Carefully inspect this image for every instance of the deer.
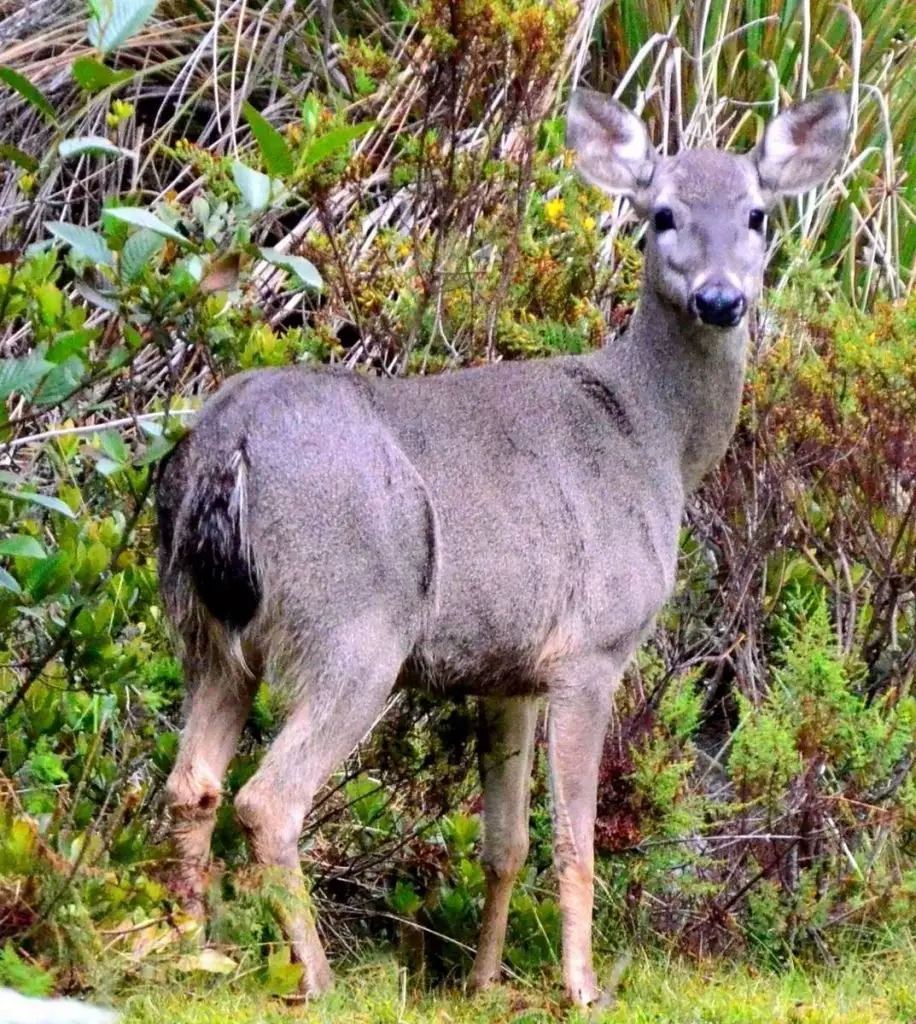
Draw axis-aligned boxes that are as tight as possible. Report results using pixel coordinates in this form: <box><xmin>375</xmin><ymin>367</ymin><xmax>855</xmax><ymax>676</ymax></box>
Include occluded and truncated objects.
<box><xmin>156</xmin><ymin>86</ymin><xmax>849</xmax><ymax>1005</ymax></box>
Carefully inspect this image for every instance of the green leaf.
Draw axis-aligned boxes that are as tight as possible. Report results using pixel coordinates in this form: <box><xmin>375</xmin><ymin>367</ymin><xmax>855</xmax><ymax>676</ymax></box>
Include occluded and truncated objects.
<box><xmin>72</xmin><ymin>56</ymin><xmax>134</xmax><ymax>92</ymax></box>
<box><xmin>105</xmin><ymin>207</ymin><xmax>188</xmax><ymax>244</ymax></box>
<box><xmin>302</xmin><ymin>121</ymin><xmax>376</xmax><ymax>168</ymax></box>
<box><xmin>390</xmin><ymin>879</ymin><xmax>422</xmax><ymax>917</ymax></box>
<box><xmin>99</xmin><ymin>430</ymin><xmax>129</xmax><ymax>464</ymax></box>
<box><xmin>46</xmin><ymin>222</ymin><xmax>115</xmax><ymax>267</ymax></box>
<box><xmin>0</xmin><ymin>535</ymin><xmax>47</xmax><ymax>560</ymax></box>
<box><xmin>26</xmin><ymin>551</ymin><xmax>70</xmax><ymax>601</ymax></box>
<box><xmin>1</xmin><ymin>489</ymin><xmax>77</xmax><ymax>519</ymax></box>
<box><xmin>0</xmin><ymin>144</ymin><xmax>38</xmax><ymax>172</ymax></box>
<box><xmin>88</xmin><ymin>0</ymin><xmax>159</xmax><ymax>56</ymax></box>
<box><xmin>0</xmin><ymin>567</ymin><xmax>22</xmax><ymax>594</ymax></box>
<box><xmin>59</xmin><ymin>135</ymin><xmax>133</xmax><ymax>160</ymax></box>
<box><xmin>94</xmin><ymin>458</ymin><xmax>123</xmax><ymax>477</ymax></box>
<box><xmin>0</xmin><ymin>354</ymin><xmax>54</xmax><ymax>402</ymax></box>
<box><xmin>242</xmin><ymin>102</ymin><xmax>294</xmax><ymax>176</ymax></box>
<box><xmin>231</xmin><ymin>160</ymin><xmax>271</xmax><ymax>212</ymax></box>
<box><xmin>33</xmin><ymin>355</ymin><xmax>85</xmax><ymax>407</ymax></box>
<box><xmin>259</xmin><ymin>247</ymin><xmax>322</xmax><ymax>290</ymax></box>
<box><xmin>33</xmin><ymin>282</ymin><xmax>63</xmax><ymax>325</ymax></box>
<box><xmin>47</xmin><ymin>329</ymin><xmax>95</xmax><ymax>364</ymax></box>
<box><xmin>119</xmin><ymin>227</ymin><xmax>165</xmax><ymax>281</ymax></box>
<box><xmin>135</xmin><ymin>435</ymin><xmax>174</xmax><ymax>467</ymax></box>
<box><xmin>0</xmin><ymin>67</ymin><xmax>57</xmax><ymax>124</ymax></box>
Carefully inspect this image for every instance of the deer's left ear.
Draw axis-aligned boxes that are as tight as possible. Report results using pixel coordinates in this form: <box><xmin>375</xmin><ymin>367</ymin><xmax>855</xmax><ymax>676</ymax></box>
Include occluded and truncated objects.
<box><xmin>753</xmin><ymin>91</ymin><xmax>850</xmax><ymax>200</ymax></box>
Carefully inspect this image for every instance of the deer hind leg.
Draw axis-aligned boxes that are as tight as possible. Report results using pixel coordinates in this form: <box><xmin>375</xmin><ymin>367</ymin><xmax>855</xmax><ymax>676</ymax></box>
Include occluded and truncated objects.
<box><xmin>165</xmin><ymin>659</ymin><xmax>257</xmax><ymax>919</ymax></box>
<box><xmin>233</xmin><ymin>617</ymin><xmax>409</xmax><ymax>997</ymax></box>
<box><xmin>468</xmin><ymin>696</ymin><xmax>538</xmax><ymax>992</ymax></box>
<box><xmin>548</xmin><ymin>656</ymin><xmax>621</xmax><ymax>1007</ymax></box>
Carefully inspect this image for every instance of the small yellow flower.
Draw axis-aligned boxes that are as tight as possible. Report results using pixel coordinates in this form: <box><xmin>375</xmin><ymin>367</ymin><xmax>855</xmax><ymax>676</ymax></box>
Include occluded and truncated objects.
<box><xmin>583</xmin><ymin>215</ymin><xmax>596</xmax><ymax>231</ymax></box>
<box><xmin>106</xmin><ymin>99</ymin><xmax>135</xmax><ymax>128</ymax></box>
<box><xmin>544</xmin><ymin>197</ymin><xmax>565</xmax><ymax>225</ymax></box>
<box><xmin>18</xmin><ymin>173</ymin><xmax>35</xmax><ymax>194</ymax></box>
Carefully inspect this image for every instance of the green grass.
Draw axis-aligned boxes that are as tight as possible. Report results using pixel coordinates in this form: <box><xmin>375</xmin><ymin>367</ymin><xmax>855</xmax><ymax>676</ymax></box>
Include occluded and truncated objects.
<box><xmin>114</xmin><ymin>950</ymin><xmax>916</xmax><ymax>1024</ymax></box>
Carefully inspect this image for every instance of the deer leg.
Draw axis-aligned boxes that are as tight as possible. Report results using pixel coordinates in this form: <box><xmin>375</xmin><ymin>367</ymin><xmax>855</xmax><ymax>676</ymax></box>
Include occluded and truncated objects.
<box><xmin>164</xmin><ymin>667</ymin><xmax>257</xmax><ymax>918</ymax></box>
<box><xmin>234</xmin><ymin>622</ymin><xmax>408</xmax><ymax>997</ymax></box>
<box><xmin>469</xmin><ymin>696</ymin><xmax>538</xmax><ymax>992</ymax></box>
<box><xmin>548</xmin><ymin>660</ymin><xmax>619</xmax><ymax>1006</ymax></box>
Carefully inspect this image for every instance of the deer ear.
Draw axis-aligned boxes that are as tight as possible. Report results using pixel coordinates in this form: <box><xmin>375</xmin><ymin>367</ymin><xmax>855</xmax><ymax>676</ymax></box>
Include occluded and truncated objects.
<box><xmin>753</xmin><ymin>91</ymin><xmax>849</xmax><ymax>199</ymax></box>
<box><xmin>566</xmin><ymin>89</ymin><xmax>657</xmax><ymax>203</ymax></box>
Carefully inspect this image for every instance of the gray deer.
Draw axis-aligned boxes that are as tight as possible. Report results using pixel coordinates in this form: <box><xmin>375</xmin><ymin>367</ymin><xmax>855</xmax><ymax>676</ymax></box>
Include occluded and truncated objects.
<box><xmin>157</xmin><ymin>87</ymin><xmax>848</xmax><ymax>1005</ymax></box>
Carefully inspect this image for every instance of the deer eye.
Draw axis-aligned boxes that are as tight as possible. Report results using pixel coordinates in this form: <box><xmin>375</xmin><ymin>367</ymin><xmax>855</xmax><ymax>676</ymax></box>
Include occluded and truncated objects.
<box><xmin>748</xmin><ymin>208</ymin><xmax>766</xmax><ymax>232</ymax></box>
<box><xmin>653</xmin><ymin>208</ymin><xmax>676</xmax><ymax>233</ymax></box>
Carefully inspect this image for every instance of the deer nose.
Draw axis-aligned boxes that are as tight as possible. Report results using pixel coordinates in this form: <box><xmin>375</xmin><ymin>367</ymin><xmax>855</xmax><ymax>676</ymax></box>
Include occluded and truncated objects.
<box><xmin>690</xmin><ymin>284</ymin><xmax>746</xmax><ymax>328</ymax></box>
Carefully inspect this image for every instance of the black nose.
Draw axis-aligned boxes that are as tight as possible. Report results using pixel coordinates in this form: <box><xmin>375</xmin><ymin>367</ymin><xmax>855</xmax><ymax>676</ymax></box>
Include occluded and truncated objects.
<box><xmin>691</xmin><ymin>285</ymin><xmax>746</xmax><ymax>328</ymax></box>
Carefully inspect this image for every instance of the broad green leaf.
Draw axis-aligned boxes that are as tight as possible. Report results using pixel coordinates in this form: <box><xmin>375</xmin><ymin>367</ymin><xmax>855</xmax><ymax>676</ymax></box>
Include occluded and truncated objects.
<box><xmin>26</xmin><ymin>551</ymin><xmax>71</xmax><ymax>601</ymax></box>
<box><xmin>105</xmin><ymin>207</ymin><xmax>188</xmax><ymax>244</ymax></box>
<box><xmin>33</xmin><ymin>282</ymin><xmax>63</xmax><ymax>325</ymax></box>
<box><xmin>59</xmin><ymin>136</ymin><xmax>133</xmax><ymax>160</ymax></box>
<box><xmin>302</xmin><ymin>121</ymin><xmax>376</xmax><ymax>168</ymax></box>
<box><xmin>47</xmin><ymin>329</ymin><xmax>94</xmax><ymax>364</ymax></box>
<box><xmin>0</xmin><ymin>144</ymin><xmax>38</xmax><ymax>172</ymax></box>
<box><xmin>231</xmin><ymin>160</ymin><xmax>271</xmax><ymax>212</ymax></box>
<box><xmin>242</xmin><ymin>102</ymin><xmax>294</xmax><ymax>176</ymax></box>
<box><xmin>94</xmin><ymin>457</ymin><xmax>123</xmax><ymax>477</ymax></box>
<box><xmin>119</xmin><ymin>227</ymin><xmax>165</xmax><ymax>281</ymax></box>
<box><xmin>135</xmin><ymin>435</ymin><xmax>174</xmax><ymax>467</ymax></box>
<box><xmin>106</xmin><ymin>346</ymin><xmax>130</xmax><ymax>371</ymax></box>
<box><xmin>88</xmin><ymin>0</ymin><xmax>158</xmax><ymax>56</ymax></box>
<box><xmin>46</xmin><ymin>222</ymin><xmax>115</xmax><ymax>267</ymax></box>
<box><xmin>259</xmin><ymin>247</ymin><xmax>322</xmax><ymax>290</ymax></box>
<box><xmin>138</xmin><ymin>418</ymin><xmax>162</xmax><ymax>437</ymax></box>
<box><xmin>72</xmin><ymin>56</ymin><xmax>134</xmax><ymax>92</ymax></box>
<box><xmin>0</xmin><ymin>535</ymin><xmax>47</xmax><ymax>560</ymax></box>
<box><xmin>33</xmin><ymin>355</ymin><xmax>85</xmax><ymax>406</ymax></box>
<box><xmin>1</xmin><ymin>489</ymin><xmax>77</xmax><ymax>519</ymax></box>
<box><xmin>99</xmin><ymin>430</ymin><xmax>129</xmax><ymax>464</ymax></box>
<box><xmin>0</xmin><ymin>354</ymin><xmax>54</xmax><ymax>402</ymax></box>
<box><xmin>0</xmin><ymin>567</ymin><xmax>21</xmax><ymax>594</ymax></box>
<box><xmin>0</xmin><ymin>67</ymin><xmax>57</xmax><ymax>124</ymax></box>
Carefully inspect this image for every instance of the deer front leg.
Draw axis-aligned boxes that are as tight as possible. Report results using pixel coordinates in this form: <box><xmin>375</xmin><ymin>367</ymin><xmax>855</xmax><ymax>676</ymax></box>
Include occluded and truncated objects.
<box><xmin>548</xmin><ymin>662</ymin><xmax>618</xmax><ymax>1006</ymax></box>
<box><xmin>469</xmin><ymin>696</ymin><xmax>538</xmax><ymax>992</ymax></box>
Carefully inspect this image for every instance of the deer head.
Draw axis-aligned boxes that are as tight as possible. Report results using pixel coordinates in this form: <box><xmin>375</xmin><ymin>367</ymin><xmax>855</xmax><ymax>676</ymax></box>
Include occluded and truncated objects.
<box><xmin>566</xmin><ymin>89</ymin><xmax>849</xmax><ymax>328</ymax></box>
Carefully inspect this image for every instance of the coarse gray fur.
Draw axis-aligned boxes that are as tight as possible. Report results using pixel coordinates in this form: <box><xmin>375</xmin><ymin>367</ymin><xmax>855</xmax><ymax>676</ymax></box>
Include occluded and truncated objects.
<box><xmin>157</xmin><ymin>87</ymin><xmax>849</xmax><ymax>1005</ymax></box>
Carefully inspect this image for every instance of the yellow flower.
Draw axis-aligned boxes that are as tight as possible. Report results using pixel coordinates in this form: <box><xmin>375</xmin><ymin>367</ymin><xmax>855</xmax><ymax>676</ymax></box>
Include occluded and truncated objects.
<box><xmin>544</xmin><ymin>197</ymin><xmax>565</xmax><ymax>225</ymax></box>
<box><xmin>583</xmin><ymin>215</ymin><xmax>596</xmax><ymax>231</ymax></box>
<box><xmin>106</xmin><ymin>99</ymin><xmax>135</xmax><ymax>128</ymax></box>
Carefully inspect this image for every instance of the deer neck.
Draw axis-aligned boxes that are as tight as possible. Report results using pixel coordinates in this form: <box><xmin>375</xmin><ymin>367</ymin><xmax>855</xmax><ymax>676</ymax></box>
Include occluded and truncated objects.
<box><xmin>597</xmin><ymin>286</ymin><xmax>749</xmax><ymax>493</ymax></box>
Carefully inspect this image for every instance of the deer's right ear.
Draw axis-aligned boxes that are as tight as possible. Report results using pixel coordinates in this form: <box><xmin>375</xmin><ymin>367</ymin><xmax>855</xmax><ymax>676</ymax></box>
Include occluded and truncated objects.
<box><xmin>566</xmin><ymin>89</ymin><xmax>657</xmax><ymax>203</ymax></box>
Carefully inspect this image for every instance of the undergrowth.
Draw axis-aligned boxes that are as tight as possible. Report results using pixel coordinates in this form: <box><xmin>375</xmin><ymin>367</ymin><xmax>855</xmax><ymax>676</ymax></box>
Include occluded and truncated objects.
<box><xmin>0</xmin><ymin>0</ymin><xmax>913</xmax><ymax>1007</ymax></box>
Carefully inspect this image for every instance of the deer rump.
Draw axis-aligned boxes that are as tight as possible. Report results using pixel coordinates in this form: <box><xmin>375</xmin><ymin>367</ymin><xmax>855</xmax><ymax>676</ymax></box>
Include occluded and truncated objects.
<box><xmin>156</xmin><ymin>359</ymin><xmax>675</xmax><ymax>699</ymax></box>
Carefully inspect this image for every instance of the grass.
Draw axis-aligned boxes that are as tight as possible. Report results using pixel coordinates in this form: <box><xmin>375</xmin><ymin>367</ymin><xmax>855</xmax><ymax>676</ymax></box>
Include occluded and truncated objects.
<box><xmin>111</xmin><ymin>950</ymin><xmax>916</xmax><ymax>1024</ymax></box>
